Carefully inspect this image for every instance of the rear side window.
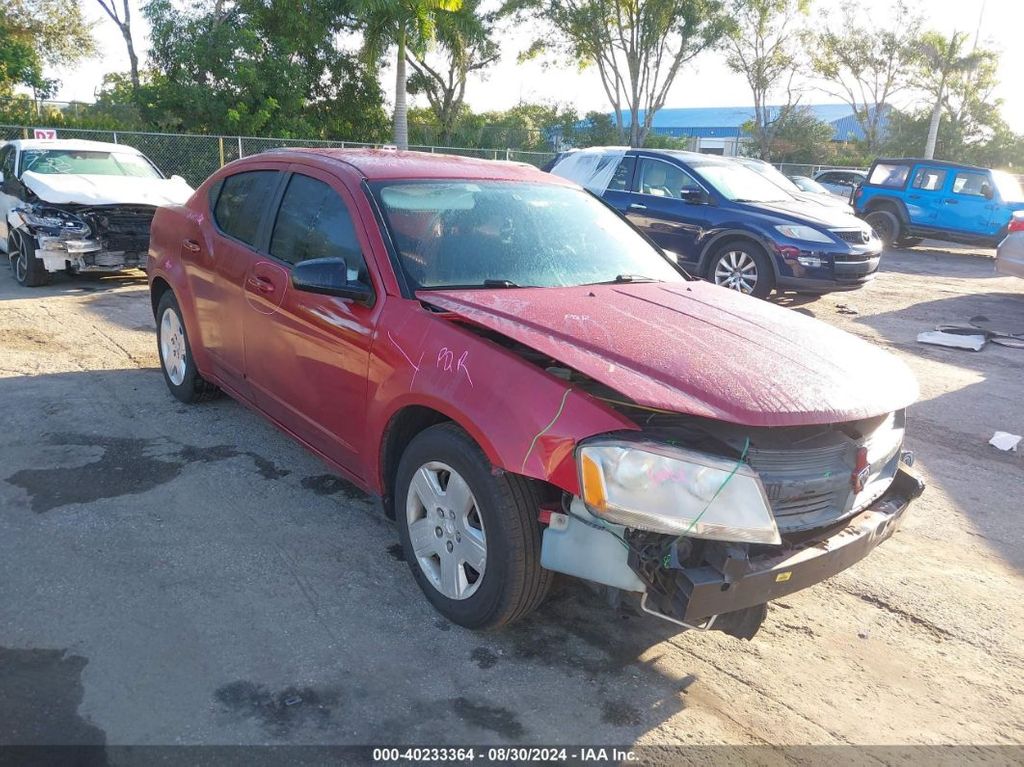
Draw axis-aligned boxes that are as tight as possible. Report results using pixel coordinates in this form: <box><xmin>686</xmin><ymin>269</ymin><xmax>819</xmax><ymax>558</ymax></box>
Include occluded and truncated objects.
<box><xmin>213</xmin><ymin>170</ymin><xmax>279</xmax><ymax>247</ymax></box>
<box><xmin>952</xmin><ymin>171</ymin><xmax>990</xmax><ymax>197</ymax></box>
<box><xmin>269</xmin><ymin>173</ymin><xmax>365</xmax><ymax>279</ymax></box>
<box><xmin>911</xmin><ymin>167</ymin><xmax>947</xmax><ymax>191</ymax></box>
<box><xmin>868</xmin><ymin>163</ymin><xmax>911</xmax><ymax>188</ymax></box>
<box><xmin>607</xmin><ymin>157</ymin><xmax>636</xmax><ymax>191</ymax></box>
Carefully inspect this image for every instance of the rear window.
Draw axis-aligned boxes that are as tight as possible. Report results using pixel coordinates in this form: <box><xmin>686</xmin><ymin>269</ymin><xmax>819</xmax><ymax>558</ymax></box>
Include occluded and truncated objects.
<box><xmin>868</xmin><ymin>163</ymin><xmax>911</xmax><ymax>188</ymax></box>
<box><xmin>213</xmin><ymin>170</ymin><xmax>279</xmax><ymax>247</ymax></box>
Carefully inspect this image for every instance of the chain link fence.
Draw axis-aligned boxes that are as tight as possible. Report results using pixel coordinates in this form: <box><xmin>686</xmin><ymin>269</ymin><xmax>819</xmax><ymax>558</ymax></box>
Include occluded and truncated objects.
<box><xmin>1</xmin><ymin>125</ymin><xmax>556</xmax><ymax>186</ymax></box>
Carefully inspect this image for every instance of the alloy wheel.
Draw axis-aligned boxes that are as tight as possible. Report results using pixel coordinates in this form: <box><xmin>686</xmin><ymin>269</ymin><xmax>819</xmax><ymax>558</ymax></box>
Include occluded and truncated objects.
<box><xmin>405</xmin><ymin>461</ymin><xmax>487</xmax><ymax>601</ymax></box>
<box><xmin>10</xmin><ymin>235</ymin><xmax>26</xmax><ymax>284</ymax></box>
<box><xmin>714</xmin><ymin>250</ymin><xmax>758</xmax><ymax>294</ymax></box>
<box><xmin>159</xmin><ymin>307</ymin><xmax>187</xmax><ymax>386</ymax></box>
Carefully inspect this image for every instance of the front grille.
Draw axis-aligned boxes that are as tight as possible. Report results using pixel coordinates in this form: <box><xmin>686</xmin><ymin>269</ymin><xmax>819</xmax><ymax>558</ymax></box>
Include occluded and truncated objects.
<box><xmin>832</xmin><ymin>228</ymin><xmax>871</xmax><ymax>244</ymax></box>
<box><xmin>81</xmin><ymin>206</ymin><xmax>156</xmax><ymax>254</ymax></box>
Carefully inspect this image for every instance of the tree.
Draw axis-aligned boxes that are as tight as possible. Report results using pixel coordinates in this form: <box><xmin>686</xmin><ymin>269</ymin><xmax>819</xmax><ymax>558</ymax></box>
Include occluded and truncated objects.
<box><xmin>511</xmin><ymin>0</ymin><xmax>731</xmax><ymax>147</ymax></box>
<box><xmin>810</xmin><ymin>0</ymin><xmax>921</xmax><ymax>151</ymax></box>
<box><xmin>405</xmin><ymin>0</ymin><xmax>498</xmax><ymax>144</ymax></box>
<box><xmin>914</xmin><ymin>31</ymin><xmax>987</xmax><ymax>159</ymax></box>
<box><xmin>753</xmin><ymin>106</ymin><xmax>834</xmax><ymax>163</ymax></box>
<box><xmin>94</xmin><ymin>0</ymin><xmax>141</xmax><ymax>93</ymax></box>
<box><xmin>726</xmin><ymin>0</ymin><xmax>809</xmax><ymax>161</ymax></box>
<box><xmin>354</xmin><ymin>0</ymin><xmax>464</xmax><ymax>150</ymax></box>
<box><xmin>0</xmin><ymin>0</ymin><xmax>95</xmax><ymax>98</ymax></box>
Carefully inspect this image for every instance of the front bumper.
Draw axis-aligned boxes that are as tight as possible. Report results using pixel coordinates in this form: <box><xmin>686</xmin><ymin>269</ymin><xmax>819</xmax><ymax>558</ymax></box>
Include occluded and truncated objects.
<box><xmin>36</xmin><ymin>235</ymin><xmax>148</xmax><ymax>273</ymax></box>
<box><xmin>774</xmin><ymin>243</ymin><xmax>882</xmax><ymax>292</ymax></box>
<box><xmin>641</xmin><ymin>465</ymin><xmax>925</xmax><ymax>623</ymax></box>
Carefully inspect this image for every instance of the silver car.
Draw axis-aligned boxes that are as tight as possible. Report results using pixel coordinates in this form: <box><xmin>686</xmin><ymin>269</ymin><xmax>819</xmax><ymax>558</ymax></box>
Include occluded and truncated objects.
<box><xmin>996</xmin><ymin>212</ymin><xmax>1024</xmax><ymax>277</ymax></box>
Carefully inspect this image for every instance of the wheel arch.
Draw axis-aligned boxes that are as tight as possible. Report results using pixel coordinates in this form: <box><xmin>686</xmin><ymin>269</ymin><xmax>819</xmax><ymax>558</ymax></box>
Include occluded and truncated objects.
<box><xmin>698</xmin><ymin>230</ymin><xmax>780</xmax><ymax>279</ymax></box>
<box><xmin>862</xmin><ymin>195</ymin><xmax>910</xmax><ymax>224</ymax></box>
<box><xmin>379</xmin><ymin>405</ymin><xmax>455</xmax><ymax>519</ymax></box>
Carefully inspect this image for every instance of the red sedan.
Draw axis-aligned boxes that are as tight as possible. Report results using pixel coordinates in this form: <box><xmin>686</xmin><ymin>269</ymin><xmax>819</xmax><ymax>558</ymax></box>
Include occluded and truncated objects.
<box><xmin>148</xmin><ymin>149</ymin><xmax>923</xmax><ymax>637</ymax></box>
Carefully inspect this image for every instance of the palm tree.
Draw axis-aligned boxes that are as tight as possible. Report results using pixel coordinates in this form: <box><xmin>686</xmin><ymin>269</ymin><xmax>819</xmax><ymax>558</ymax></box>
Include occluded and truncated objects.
<box><xmin>916</xmin><ymin>31</ymin><xmax>986</xmax><ymax>159</ymax></box>
<box><xmin>355</xmin><ymin>0</ymin><xmax>463</xmax><ymax>149</ymax></box>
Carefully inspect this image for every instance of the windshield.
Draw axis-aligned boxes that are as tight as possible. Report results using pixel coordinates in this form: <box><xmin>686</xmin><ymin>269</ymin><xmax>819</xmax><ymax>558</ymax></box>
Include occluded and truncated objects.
<box><xmin>373</xmin><ymin>181</ymin><xmax>686</xmax><ymax>290</ymax></box>
<box><xmin>993</xmin><ymin>171</ymin><xmax>1024</xmax><ymax>202</ymax></box>
<box><xmin>793</xmin><ymin>176</ymin><xmax>830</xmax><ymax>195</ymax></box>
<box><xmin>692</xmin><ymin>162</ymin><xmax>793</xmax><ymax>203</ymax></box>
<box><xmin>20</xmin><ymin>149</ymin><xmax>162</xmax><ymax>178</ymax></box>
<box><xmin>740</xmin><ymin>160</ymin><xmax>801</xmax><ymax>193</ymax></box>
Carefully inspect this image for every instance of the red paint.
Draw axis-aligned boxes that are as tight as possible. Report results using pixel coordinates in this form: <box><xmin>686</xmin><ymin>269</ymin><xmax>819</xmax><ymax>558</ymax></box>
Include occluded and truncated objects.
<box><xmin>149</xmin><ymin>149</ymin><xmax>918</xmax><ymax>506</ymax></box>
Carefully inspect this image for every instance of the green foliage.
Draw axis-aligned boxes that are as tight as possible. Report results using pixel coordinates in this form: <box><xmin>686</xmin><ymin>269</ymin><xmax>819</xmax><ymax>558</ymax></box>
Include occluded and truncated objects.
<box><xmin>0</xmin><ymin>0</ymin><xmax>96</xmax><ymax>98</ymax></box>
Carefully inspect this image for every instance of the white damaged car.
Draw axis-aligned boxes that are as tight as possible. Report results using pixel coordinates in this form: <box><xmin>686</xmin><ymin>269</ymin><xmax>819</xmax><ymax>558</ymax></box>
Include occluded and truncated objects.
<box><xmin>0</xmin><ymin>138</ymin><xmax>194</xmax><ymax>286</ymax></box>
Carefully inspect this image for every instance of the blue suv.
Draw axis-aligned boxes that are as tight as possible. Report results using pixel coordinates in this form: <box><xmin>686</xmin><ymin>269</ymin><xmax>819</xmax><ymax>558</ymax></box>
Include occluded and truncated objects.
<box><xmin>548</xmin><ymin>148</ymin><xmax>882</xmax><ymax>298</ymax></box>
<box><xmin>855</xmin><ymin>158</ymin><xmax>1024</xmax><ymax>248</ymax></box>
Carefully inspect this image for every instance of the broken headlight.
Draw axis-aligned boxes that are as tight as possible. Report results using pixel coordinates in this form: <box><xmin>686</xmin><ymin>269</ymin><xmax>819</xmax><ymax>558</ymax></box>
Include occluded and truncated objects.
<box><xmin>19</xmin><ymin>207</ymin><xmax>90</xmax><ymax>235</ymax></box>
<box><xmin>577</xmin><ymin>440</ymin><xmax>780</xmax><ymax>544</ymax></box>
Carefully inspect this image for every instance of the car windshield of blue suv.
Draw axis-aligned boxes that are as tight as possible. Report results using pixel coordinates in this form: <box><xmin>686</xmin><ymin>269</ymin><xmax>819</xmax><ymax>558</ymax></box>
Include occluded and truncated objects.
<box><xmin>690</xmin><ymin>162</ymin><xmax>793</xmax><ymax>203</ymax></box>
<box><xmin>993</xmin><ymin>171</ymin><xmax>1024</xmax><ymax>202</ymax></box>
<box><xmin>373</xmin><ymin>181</ymin><xmax>687</xmax><ymax>290</ymax></box>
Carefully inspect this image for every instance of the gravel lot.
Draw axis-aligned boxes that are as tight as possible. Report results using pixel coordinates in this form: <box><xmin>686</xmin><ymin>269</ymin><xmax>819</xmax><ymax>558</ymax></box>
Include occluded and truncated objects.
<box><xmin>1</xmin><ymin>245</ymin><xmax>1022</xmax><ymax>752</ymax></box>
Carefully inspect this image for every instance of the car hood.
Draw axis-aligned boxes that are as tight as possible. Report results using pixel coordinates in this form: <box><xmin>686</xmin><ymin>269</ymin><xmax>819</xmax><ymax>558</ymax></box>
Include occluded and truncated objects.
<box><xmin>420</xmin><ymin>281</ymin><xmax>918</xmax><ymax>427</ymax></box>
<box><xmin>793</xmin><ymin>191</ymin><xmax>853</xmax><ymax>213</ymax></box>
<box><xmin>742</xmin><ymin>198</ymin><xmax>864</xmax><ymax>229</ymax></box>
<box><xmin>21</xmin><ymin>171</ymin><xmax>194</xmax><ymax>207</ymax></box>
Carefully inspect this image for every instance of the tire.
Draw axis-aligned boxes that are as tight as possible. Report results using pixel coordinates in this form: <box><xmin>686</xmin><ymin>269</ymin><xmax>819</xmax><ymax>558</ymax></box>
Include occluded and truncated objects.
<box><xmin>895</xmin><ymin>236</ymin><xmax>923</xmax><ymax>248</ymax></box>
<box><xmin>9</xmin><ymin>229</ymin><xmax>50</xmax><ymax>287</ymax></box>
<box><xmin>864</xmin><ymin>210</ymin><xmax>901</xmax><ymax>249</ymax></box>
<box><xmin>707</xmin><ymin>240</ymin><xmax>775</xmax><ymax>299</ymax></box>
<box><xmin>156</xmin><ymin>290</ymin><xmax>220</xmax><ymax>404</ymax></box>
<box><xmin>395</xmin><ymin>422</ymin><xmax>552</xmax><ymax>629</ymax></box>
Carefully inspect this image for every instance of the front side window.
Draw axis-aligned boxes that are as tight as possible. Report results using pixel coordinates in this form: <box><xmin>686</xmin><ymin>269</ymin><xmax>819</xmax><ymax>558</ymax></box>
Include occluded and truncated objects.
<box><xmin>911</xmin><ymin>167</ymin><xmax>947</xmax><ymax>192</ymax></box>
<box><xmin>952</xmin><ymin>171</ymin><xmax>991</xmax><ymax>197</ymax></box>
<box><xmin>372</xmin><ymin>181</ymin><xmax>685</xmax><ymax>290</ymax></box>
<box><xmin>636</xmin><ymin>159</ymin><xmax>701</xmax><ymax>198</ymax></box>
<box><xmin>19</xmin><ymin>149</ymin><xmax>162</xmax><ymax>178</ymax></box>
<box><xmin>270</xmin><ymin>174</ymin><xmax>366</xmax><ymax>282</ymax></box>
<box><xmin>868</xmin><ymin>164</ymin><xmax>910</xmax><ymax>188</ymax></box>
<box><xmin>212</xmin><ymin>170</ymin><xmax>279</xmax><ymax>247</ymax></box>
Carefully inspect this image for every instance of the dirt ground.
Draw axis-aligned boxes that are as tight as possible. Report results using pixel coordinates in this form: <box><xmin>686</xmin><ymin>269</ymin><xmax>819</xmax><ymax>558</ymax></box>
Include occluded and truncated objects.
<box><xmin>0</xmin><ymin>245</ymin><xmax>1022</xmax><ymax>755</ymax></box>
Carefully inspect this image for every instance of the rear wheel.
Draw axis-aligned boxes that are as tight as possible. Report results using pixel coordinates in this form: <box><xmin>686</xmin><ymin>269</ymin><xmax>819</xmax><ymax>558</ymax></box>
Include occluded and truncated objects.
<box><xmin>395</xmin><ymin>423</ymin><xmax>551</xmax><ymax>629</ymax></box>
<box><xmin>864</xmin><ymin>210</ymin><xmax>901</xmax><ymax>249</ymax></box>
<box><xmin>708</xmin><ymin>241</ymin><xmax>775</xmax><ymax>299</ymax></box>
<box><xmin>9</xmin><ymin>229</ymin><xmax>49</xmax><ymax>287</ymax></box>
<box><xmin>156</xmin><ymin>291</ymin><xmax>220</xmax><ymax>403</ymax></box>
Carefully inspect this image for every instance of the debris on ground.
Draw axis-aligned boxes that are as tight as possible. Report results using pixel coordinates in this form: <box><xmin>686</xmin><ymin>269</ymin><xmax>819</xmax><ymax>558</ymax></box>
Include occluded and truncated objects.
<box><xmin>836</xmin><ymin>304</ymin><xmax>859</xmax><ymax>315</ymax></box>
<box><xmin>989</xmin><ymin>432</ymin><xmax>1022</xmax><ymax>452</ymax></box>
<box><xmin>917</xmin><ymin>330</ymin><xmax>987</xmax><ymax>351</ymax></box>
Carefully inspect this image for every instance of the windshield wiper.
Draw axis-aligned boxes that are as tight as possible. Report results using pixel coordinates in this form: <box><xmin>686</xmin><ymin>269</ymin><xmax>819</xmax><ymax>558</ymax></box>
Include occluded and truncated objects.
<box><xmin>587</xmin><ymin>274</ymin><xmax>661</xmax><ymax>285</ymax></box>
<box><xmin>482</xmin><ymin>279</ymin><xmax>522</xmax><ymax>288</ymax></box>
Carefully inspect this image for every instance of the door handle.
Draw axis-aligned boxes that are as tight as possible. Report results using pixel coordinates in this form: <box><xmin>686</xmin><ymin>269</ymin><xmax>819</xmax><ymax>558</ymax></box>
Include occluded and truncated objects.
<box><xmin>246</xmin><ymin>275</ymin><xmax>275</xmax><ymax>294</ymax></box>
<box><xmin>182</xmin><ymin>239</ymin><xmax>201</xmax><ymax>253</ymax></box>
<box><xmin>908</xmin><ymin>194</ymin><xmax>921</xmax><ymax>200</ymax></box>
<box><xmin>628</xmin><ymin>203</ymin><xmax>647</xmax><ymax>211</ymax></box>
<box><xmin>943</xmin><ymin>199</ymin><xmax>958</xmax><ymax>205</ymax></box>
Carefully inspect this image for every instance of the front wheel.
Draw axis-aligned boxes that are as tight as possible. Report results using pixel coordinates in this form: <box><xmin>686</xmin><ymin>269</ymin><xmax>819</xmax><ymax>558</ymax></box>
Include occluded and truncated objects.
<box><xmin>9</xmin><ymin>229</ymin><xmax>49</xmax><ymax>287</ymax></box>
<box><xmin>395</xmin><ymin>423</ymin><xmax>551</xmax><ymax>629</ymax></box>
<box><xmin>156</xmin><ymin>291</ymin><xmax>220</xmax><ymax>404</ymax></box>
<box><xmin>708</xmin><ymin>241</ymin><xmax>775</xmax><ymax>299</ymax></box>
<box><xmin>864</xmin><ymin>210</ymin><xmax>901</xmax><ymax>249</ymax></box>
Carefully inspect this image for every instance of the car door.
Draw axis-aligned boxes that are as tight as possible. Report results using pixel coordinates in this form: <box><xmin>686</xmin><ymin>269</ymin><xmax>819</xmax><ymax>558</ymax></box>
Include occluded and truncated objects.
<box><xmin>624</xmin><ymin>156</ymin><xmax>707</xmax><ymax>267</ymax></box>
<box><xmin>0</xmin><ymin>145</ymin><xmax>19</xmax><ymax>249</ymax></box>
<box><xmin>201</xmin><ymin>166</ymin><xmax>287</xmax><ymax>397</ymax></box>
<box><xmin>242</xmin><ymin>166</ymin><xmax>380</xmax><ymax>475</ymax></box>
<box><xmin>942</xmin><ymin>170</ymin><xmax>994</xmax><ymax>235</ymax></box>
<box><xmin>905</xmin><ymin>165</ymin><xmax>949</xmax><ymax>227</ymax></box>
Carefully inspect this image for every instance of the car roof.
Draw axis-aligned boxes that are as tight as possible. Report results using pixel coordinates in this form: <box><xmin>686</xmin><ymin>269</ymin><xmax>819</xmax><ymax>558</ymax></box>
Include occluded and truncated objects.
<box><xmin>3</xmin><ymin>138</ymin><xmax>142</xmax><ymax>154</ymax></box>
<box><xmin>871</xmin><ymin>157</ymin><xmax>988</xmax><ymax>172</ymax></box>
<box><xmin>256</xmin><ymin>148</ymin><xmax>568</xmax><ymax>184</ymax></box>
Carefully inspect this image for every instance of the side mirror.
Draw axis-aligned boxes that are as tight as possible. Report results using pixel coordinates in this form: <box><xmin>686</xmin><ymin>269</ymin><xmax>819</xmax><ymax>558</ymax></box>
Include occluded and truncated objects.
<box><xmin>170</xmin><ymin>174</ymin><xmax>187</xmax><ymax>184</ymax></box>
<box><xmin>982</xmin><ymin>183</ymin><xmax>994</xmax><ymax>200</ymax></box>
<box><xmin>680</xmin><ymin>188</ymin><xmax>708</xmax><ymax>205</ymax></box>
<box><xmin>291</xmin><ymin>257</ymin><xmax>374</xmax><ymax>306</ymax></box>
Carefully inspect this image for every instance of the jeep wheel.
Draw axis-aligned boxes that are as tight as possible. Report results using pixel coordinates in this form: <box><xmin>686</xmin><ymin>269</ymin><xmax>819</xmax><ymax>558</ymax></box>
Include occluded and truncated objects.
<box><xmin>708</xmin><ymin>241</ymin><xmax>774</xmax><ymax>299</ymax></box>
<box><xmin>395</xmin><ymin>423</ymin><xmax>552</xmax><ymax>629</ymax></box>
<box><xmin>9</xmin><ymin>229</ymin><xmax>50</xmax><ymax>287</ymax></box>
<box><xmin>864</xmin><ymin>210</ymin><xmax>901</xmax><ymax>249</ymax></box>
<box><xmin>156</xmin><ymin>291</ymin><xmax>220</xmax><ymax>403</ymax></box>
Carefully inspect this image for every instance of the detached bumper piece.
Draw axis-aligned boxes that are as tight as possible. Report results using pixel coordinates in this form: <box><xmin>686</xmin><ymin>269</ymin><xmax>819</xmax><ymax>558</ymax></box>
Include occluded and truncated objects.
<box><xmin>629</xmin><ymin>466</ymin><xmax>925</xmax><ymax>639</ymax></box>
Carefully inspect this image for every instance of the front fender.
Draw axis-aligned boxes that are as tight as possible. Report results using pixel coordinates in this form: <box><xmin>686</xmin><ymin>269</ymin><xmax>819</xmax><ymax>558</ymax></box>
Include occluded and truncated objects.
<box><xmin>366</xmin><ymin>304</ymin><xmax>639</xmax><ymax>496</ymax></box>
<box><xmin>697</xmin><ymin>227</ymin><xmax>781</xmax><ymax>278</ymax></box>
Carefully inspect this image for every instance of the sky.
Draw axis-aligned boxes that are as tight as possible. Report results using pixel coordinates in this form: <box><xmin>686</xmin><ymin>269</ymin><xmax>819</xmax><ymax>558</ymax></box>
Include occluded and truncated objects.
<box><xmin>48</xmin><ymin>0</ymin><xmax>1024</xmax><ymax>134</ymax></box>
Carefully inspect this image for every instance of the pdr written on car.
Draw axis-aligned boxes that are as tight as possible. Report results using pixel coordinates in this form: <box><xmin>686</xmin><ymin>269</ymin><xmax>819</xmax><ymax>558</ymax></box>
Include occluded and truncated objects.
<box><xmin>148</xmin><ymin>148</ymin><xmax>924</xmax><ymax>640</ymax></box>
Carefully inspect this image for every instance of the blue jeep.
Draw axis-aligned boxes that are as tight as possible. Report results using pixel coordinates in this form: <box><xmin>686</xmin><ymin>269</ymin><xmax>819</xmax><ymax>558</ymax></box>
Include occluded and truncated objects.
<box><xmin>855</xmin><ymin>158</ymin><xmax>1024</xmax><ymax>248</ymax></box>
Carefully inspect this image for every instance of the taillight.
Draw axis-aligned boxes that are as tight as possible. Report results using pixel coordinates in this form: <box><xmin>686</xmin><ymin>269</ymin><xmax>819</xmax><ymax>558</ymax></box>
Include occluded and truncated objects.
<box><xmin>1008</xmin><ymin>215</ymin><xmax>1024</xmax><ymax>233</ymax></box>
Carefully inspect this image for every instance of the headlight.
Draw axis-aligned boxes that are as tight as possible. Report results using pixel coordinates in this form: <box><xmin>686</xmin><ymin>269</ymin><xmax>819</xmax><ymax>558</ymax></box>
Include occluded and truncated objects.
<box><xmin>774</xmin><ymin>224</ymin><xmax>833</xmax><ymax>243</ymax></box>
<box><xmin>577</xmin><ymin>441</ymin><xmax>780</xmax><ymax>544</ymax></box>
<box><xmin>19</xmin><ymin>208</ymin><xmax>89</xmax><ymax>234</ymax></box>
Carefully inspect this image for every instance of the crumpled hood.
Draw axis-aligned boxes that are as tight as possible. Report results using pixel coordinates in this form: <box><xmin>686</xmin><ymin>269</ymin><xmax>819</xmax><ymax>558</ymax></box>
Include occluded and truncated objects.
<box><xmin>22</xmin><ymin>171</ymin><xmax>194</xmax><ymax>207</ymax></box>
<box><xmin>420</xmin><ymin>281</ymin><xmax>918</xmax><ymax>427</ymax></box>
